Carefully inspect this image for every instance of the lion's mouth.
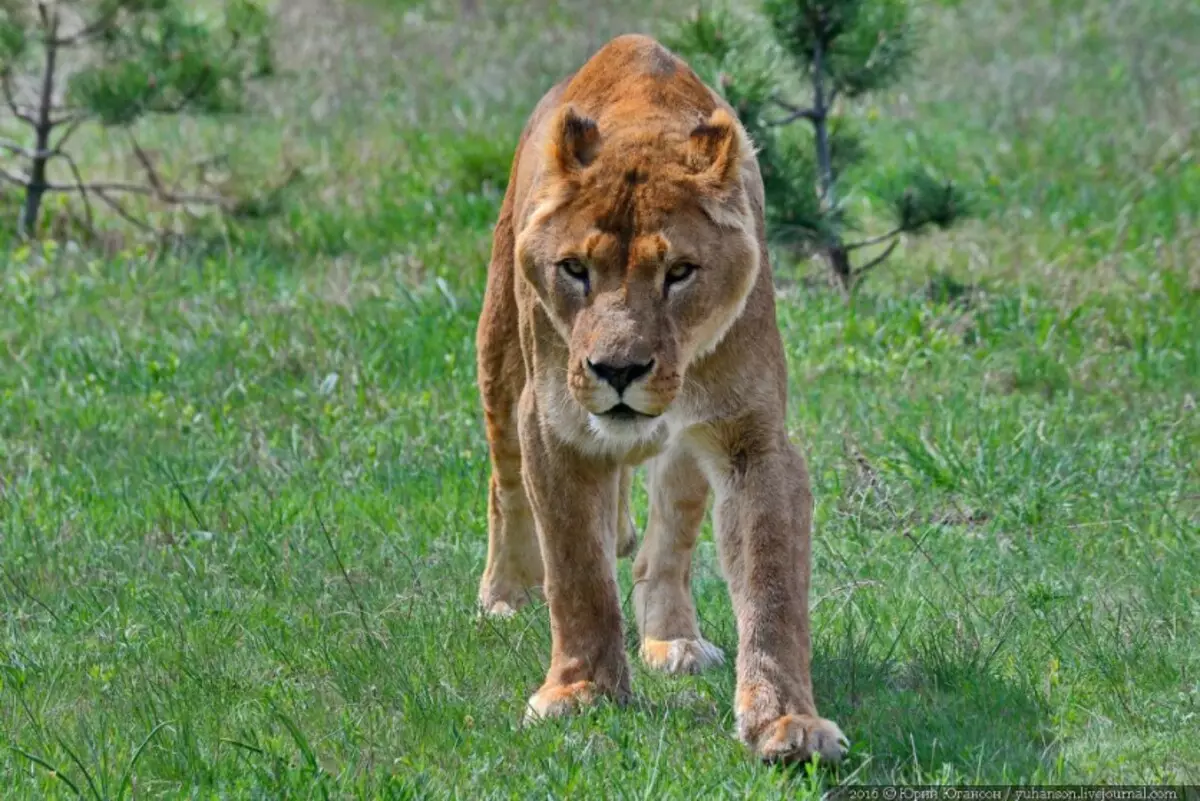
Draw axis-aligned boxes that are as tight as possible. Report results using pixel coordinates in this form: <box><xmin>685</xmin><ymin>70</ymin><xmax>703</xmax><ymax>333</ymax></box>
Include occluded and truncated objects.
<box><xmin>601</xmin><ymin>403</ymin><xmax>657</xmax><ymax>421</ymax></box>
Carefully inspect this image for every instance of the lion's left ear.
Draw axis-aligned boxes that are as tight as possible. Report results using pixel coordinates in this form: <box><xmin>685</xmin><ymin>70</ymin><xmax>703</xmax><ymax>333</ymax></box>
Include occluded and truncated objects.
<box><xmin>687</xmin><ymin>108</ymin><xmax>743</xmax><ymax>195</ymax></box>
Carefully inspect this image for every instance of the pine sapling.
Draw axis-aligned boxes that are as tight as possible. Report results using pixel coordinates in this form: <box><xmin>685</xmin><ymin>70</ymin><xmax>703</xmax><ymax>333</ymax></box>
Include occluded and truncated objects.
<box><xmin>669</xmin><ymin>0</ymin><xmax>968</xmax><ymax>291</ymax></box>
<box><xmin>0</xmin><ymin>0</ymin><xmax>271</xmax><ymax>239</ymax></box>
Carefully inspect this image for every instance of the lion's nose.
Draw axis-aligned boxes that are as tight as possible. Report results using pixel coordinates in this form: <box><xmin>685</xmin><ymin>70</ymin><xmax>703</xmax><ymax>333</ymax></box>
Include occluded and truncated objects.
<box><xmin>587</xmin><ymin>358</ymin><xmax>654</xmax><ymax>394</ymax></box>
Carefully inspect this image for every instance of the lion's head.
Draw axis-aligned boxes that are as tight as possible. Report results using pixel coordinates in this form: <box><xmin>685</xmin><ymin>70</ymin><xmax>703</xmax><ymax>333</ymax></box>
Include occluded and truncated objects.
<box><xmin>515</xmin><ymin>103</ymin><xmax>761</xmax><ymax>443</ymax></box>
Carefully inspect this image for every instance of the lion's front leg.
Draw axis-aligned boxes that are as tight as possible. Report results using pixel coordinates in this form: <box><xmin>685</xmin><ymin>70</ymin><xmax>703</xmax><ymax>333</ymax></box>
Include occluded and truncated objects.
<box><xmin>518</xmin><ymin>397</ymin><xmax>631</xmax><ymax>721</ymax></box>
<box><xmin>707</xmin><ymin>436</ymin><xmax>848</xmax><ymax>764</ymax></box>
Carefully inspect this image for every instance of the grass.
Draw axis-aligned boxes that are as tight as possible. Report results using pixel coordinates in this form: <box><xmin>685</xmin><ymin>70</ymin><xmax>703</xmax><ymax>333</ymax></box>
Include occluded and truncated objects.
<box><xmin>1</xmin><ymin>0</ymin><xmax>1197</xmax><ymax>796</ymax></box>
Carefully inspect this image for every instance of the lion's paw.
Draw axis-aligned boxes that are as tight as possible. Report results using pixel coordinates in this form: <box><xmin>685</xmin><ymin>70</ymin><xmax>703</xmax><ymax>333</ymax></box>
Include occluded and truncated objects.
<box><xmin>482</xmin><ymin>599</ymin><xmax>519</xmax><ymax>618</ymax></box>
<box><xmin>640</xmin><ymin>637</ymin><xmax>724</xmax><ymax>674</ymax></box>
<box><xmin>479</xmin><ymin>585</ymin><xmax>542</xmax><ymax>619</ymax></box>
<box><xmin>740</xmin><ymin>713</ymin><xmax>848</xmax><ymax>764</ymax></box>
<box><xmin>524</xmin><ymin>680</ymin><xmax>597</xmax><ymax>722</ymax></box>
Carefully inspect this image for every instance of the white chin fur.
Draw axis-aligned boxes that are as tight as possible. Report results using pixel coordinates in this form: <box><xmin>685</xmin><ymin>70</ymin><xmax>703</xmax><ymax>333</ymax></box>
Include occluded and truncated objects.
<box><xmin>586</xmin><ymin>413</ymin><xmax>665</xmax><ymax>449</ymax></box>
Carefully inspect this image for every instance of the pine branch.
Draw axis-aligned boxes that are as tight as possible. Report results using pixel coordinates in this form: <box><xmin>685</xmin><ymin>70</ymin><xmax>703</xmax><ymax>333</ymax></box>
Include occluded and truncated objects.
<box><xmin>142</xmin><ymin>31</ymin><xmax>245</xmax><ymax>117</ymax></box>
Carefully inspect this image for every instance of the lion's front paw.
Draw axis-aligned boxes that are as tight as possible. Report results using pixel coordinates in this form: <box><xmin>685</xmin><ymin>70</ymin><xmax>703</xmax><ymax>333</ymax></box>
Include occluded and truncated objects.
<box><xmin>524</xmin><ymin>680</ymin><xmax>597</xmax><ymax>722</ymax></box>
<box><xmin>640</xmin><ymin>637</ymin><xmax>724</xmax><ymax>675</ymax></box>
<box><xmin>740</xmin><ymin>712</ymin><xmax>848</xmax><ymax>764</ymax></box>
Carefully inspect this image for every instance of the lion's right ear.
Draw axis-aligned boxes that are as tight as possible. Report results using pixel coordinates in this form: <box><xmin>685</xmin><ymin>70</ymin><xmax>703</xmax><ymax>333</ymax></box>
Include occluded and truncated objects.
<box><xmin>547</xmin><ymin>105</ymin><xmax>600</xmax><ymax>175</ymax></box>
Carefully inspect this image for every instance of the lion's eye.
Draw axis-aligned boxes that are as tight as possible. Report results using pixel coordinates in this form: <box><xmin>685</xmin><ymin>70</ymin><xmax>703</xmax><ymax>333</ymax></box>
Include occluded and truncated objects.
<box><xmin>664</xmin><ymin>261</ymin><xmax>698</xmax><ymax>293</ymax></box>
<box><xmin>557</xmin><ymin>258</ymin><xmax>589</xmax><ymax>287</ymax></box>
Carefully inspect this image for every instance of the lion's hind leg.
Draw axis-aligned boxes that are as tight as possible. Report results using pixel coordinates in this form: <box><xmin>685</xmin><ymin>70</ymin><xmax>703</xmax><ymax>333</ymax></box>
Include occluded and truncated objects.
<box><xmin>478</xmin><ymin>405</ymin><xmax>543</xmax><ymax>617</ymax></box>
<box><xmin>476</xmin><ymin>215</ymin><xmax>543</xmax><ymax>617</ymax></box>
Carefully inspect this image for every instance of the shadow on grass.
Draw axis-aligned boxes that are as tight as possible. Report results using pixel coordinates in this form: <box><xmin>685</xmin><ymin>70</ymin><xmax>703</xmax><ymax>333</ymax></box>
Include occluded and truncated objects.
<box><xmin>619</xmin><ymin>623</ymin><xmax>1050</xmax><ymax>782</ymax></box>
<box><xmin>812</xmin><ymin>644</ymin><xmax>1051</xmax><ymax>781</ymax></box>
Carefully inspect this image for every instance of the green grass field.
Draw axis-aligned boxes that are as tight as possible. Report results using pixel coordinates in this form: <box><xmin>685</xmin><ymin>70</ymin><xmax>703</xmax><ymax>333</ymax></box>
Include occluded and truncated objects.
<box><xmin>1</xmin><ymin>0</ymin><xmax>1197</xmax><ymax>796</ymax></box>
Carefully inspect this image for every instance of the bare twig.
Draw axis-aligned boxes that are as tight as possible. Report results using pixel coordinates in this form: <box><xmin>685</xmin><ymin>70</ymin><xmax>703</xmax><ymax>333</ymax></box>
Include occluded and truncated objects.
<box><xmin>129</xmin><ymin>134</ymin><xmax>167</xmax><ymax>195</ymax></box>
<box><xmin>1</xmin><ymin>71</ymin><xmax>37</xmax><ymax>126</ymax></box>
<box><xmin>0</xmin><ymin>138</ymin><xmax>52</xmax><ymax>159</ymax></box>
<box><xmin>2</xmin><ymin>114</ymin><xmax>87</xmax><ymax>160</ymax></box>
<box><xmin>3</xmin><ymin>134</ymin><xmax>226</xmax><ymax>236</ymax></box>
<box><xmin>53</xmin><ymin>148</ymin><xmax>95</xmax><ymax>231</ymax></box>
<box><xmin>0</xmin><ymin>165</ymin><xmax>223</xmax><ymax>200</ymax></box>
<box><xmin>0</xmin><ymin>165</ymin><xmax>30</xmax><ymax>187</ymax></box>
<box><xmin>50</xmin><ymin>113</ymin><xmax>88</xmax><ymax>153</ymax></box>
<box><xmin>765</xmin><ymin>97</ymin><xmax>818</xmax><ymax>126</ymax></box>
<box><xmin>128</xmin><ymin>133</ymin><xmax>228</xmax><ymax>206</ymax></box>
<box><xmin>846</xmin><ymin>226</ymin><xmax>903</xmax><ymax>251</ymax></box>
<box><xmin>765</xmin><ymin>108</ymin><xmax>818</xmax><ymax>126</ymax></box>
<box><xmin>48</xmin><ymin>110</ymin><xmax>84</xmax><ymax>130</ymax></box>
<box><xmin>92</xmin><ymin>188</ymin><xmax>155</xmax><ymax>233</ymax></box>
<box><xmin>852</xmin><ymin>238</ymin><xmax>900</xmax><ymax>282</ymax></box>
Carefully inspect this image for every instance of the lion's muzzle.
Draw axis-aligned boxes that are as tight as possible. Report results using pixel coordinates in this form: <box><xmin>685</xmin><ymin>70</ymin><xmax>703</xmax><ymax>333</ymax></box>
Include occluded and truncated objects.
<box><xmin>568</xmin><ymin>353</ymin><xmax>680</xmax><ymax>426</ymax></box>
<box><xmin>568</xmin><ymin>356</ymin><xmax>657</xmax><ymax>418</ymax></box>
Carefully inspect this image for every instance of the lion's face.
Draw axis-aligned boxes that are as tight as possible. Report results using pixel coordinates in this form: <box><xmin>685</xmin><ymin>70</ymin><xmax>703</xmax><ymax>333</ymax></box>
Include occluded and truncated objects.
<box><xmin>516</xmin><ymin>106</ymin><xmax>760</xmax><ymax>443</ymax></box>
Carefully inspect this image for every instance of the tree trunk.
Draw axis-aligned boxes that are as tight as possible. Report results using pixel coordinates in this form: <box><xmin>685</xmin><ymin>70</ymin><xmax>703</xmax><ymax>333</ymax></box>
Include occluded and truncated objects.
<box><xmin>825</xmin><ymin>243</ymin><xmax>853</xmax><ymax>291</ymax></box>
<box><xmin>18</xmin><ymin>11</ymin><xmax>58</xmax><ymax>239</ymax></box>
<box><xmin>19</xmin><ymin>148</ymin><xmax>51</xmax><ymax>239</ymax></box>
<box><xmin>810</xmin><ymin>38</ymin><xmax>835</xmax><ymax>210</ymax></box>
<box><xmin>810</xmin><ymin>36</ymin><xmax>852</xmax><ymax>291</ymax></box>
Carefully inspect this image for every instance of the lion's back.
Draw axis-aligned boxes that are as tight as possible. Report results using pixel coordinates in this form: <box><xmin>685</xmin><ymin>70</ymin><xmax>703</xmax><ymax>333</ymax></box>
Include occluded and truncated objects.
<box><xmin>559</xmin><ymin>35</ymin><xmax>719</xmax><ymax>130</ymax></box>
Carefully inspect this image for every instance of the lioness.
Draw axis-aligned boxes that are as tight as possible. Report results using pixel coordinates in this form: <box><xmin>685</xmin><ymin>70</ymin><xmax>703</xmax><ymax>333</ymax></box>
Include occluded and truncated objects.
<box><xmin>475</xmin><ymin>34</ymin><xmax>847</xmax><ymax>763</ymax></box>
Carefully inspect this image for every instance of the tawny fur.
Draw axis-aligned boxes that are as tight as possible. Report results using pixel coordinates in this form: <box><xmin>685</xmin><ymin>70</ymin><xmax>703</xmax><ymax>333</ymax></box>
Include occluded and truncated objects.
<box><xmin>475</xmin><ymin>34</ymin><xmax>846</xmax><ymax>764</ymax></box>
